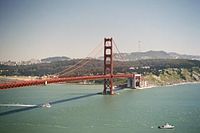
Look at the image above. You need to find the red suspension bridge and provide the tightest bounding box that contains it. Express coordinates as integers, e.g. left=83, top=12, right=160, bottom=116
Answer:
left=0, top=38, right=141, bottom=95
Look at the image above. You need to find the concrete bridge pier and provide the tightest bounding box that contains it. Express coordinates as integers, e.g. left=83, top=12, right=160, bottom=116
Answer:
left=127, top=74, right=141, bottom=88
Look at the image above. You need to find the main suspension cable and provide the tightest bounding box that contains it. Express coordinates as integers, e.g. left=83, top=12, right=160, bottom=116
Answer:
left=58, top=41, right=103, bottom=76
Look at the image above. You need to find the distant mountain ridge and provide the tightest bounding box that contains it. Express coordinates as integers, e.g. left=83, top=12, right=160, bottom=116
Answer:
left=1, top=51, right=199, bottom=64
left=41, top=56, right=70, bottom=63
left=112, top=50, right=200, bottom=61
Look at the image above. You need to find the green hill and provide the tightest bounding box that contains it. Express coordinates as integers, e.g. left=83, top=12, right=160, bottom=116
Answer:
left=0, top=59, right=200, bottom=85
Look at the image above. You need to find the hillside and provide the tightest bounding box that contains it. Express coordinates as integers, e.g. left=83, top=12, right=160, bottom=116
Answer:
left=0, top=58, right=200, bottom=76
left=144, top=67, right=200, bottom=86
left=0, top=58, right=200, bottom=86
left=112, top=51, right=200, bottom=61
left=41, top=56, right=70, bottom=63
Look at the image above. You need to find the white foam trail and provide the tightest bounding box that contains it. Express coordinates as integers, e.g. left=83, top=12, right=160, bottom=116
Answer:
left=0, top=104, right=37, bottom=107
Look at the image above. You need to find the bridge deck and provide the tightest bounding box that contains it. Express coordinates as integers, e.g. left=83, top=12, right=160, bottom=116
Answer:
left=0, top=74, right=134, bottom=89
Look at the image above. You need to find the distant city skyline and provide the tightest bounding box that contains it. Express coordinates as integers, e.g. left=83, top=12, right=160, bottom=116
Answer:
left=0, top=0, right=200, bottom=61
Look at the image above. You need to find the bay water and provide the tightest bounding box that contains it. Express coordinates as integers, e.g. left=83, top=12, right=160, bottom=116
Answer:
left=0, top=83, right=200, bottom=133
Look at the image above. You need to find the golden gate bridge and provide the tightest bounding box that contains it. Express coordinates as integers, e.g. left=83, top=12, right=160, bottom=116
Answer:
left=0, top=38, right=141, bottom=95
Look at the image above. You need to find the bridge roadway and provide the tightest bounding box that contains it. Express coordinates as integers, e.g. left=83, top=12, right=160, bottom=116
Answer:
left=0, top=74, right=134, bottom=89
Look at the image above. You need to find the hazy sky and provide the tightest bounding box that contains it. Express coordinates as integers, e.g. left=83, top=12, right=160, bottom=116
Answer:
left=0, top=0, right=200, bottom=61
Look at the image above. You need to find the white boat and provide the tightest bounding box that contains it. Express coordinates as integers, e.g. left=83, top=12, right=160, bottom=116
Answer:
left=158, top=123, right=175, bottom=129
left=42, top=103, right=51, bottom=108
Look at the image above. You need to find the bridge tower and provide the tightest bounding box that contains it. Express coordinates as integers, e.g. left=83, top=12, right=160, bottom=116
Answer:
left=103, top=38, right=114, bottom=95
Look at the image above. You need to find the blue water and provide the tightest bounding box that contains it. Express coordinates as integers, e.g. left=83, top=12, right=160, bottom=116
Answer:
left=0, top=83, right=200, bottom=133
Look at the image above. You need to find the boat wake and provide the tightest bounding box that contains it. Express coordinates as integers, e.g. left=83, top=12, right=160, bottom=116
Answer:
left=0, top=103, right=37, bottom=107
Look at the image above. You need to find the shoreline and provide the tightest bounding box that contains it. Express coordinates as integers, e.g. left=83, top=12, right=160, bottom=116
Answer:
left=0, top=76, right=40, bottom=84
left=139, top=81, right=200, bottom=90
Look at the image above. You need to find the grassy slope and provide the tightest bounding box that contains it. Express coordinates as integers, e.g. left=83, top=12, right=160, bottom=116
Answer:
left=143, top=67, right=200, bottom=86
